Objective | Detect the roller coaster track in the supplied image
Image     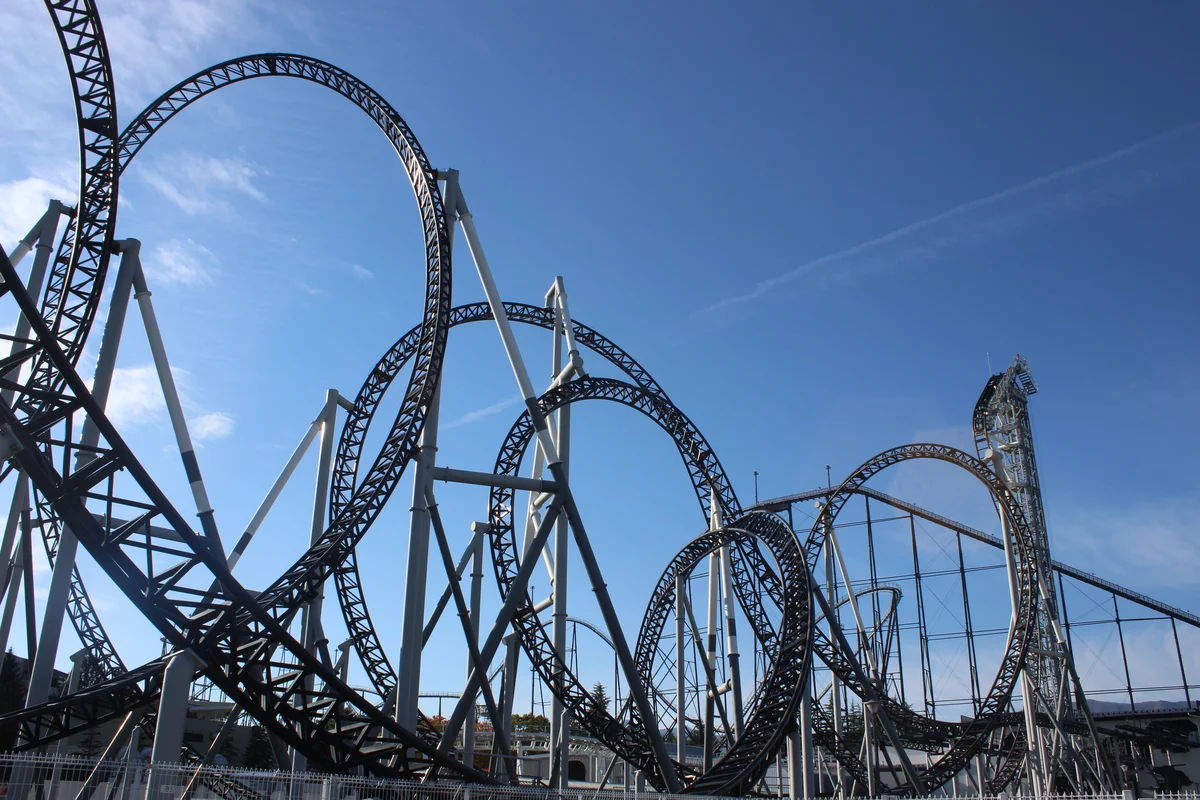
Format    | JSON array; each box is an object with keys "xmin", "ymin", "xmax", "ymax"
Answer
[
  {"xmin": 0, "ymin": 4, "xmax": 1080, "ymax": 794},
  {"xmin": 0, "ymin": 25, "xmax": 502, "ymax": 772},
  {"xmin": 485, "ymin": 377, "xmax": 813, "ymax": 793},
  {"xmin": 801, "ymin": 444, "xmax": 1040, "ymax": 793},
  {"xmin": 30, "ymin": 49, "xmax": 464, "ymax": 694},
  {"xmin": 327, "ymin": 302, "xmax": 780, "ymax": 710}
]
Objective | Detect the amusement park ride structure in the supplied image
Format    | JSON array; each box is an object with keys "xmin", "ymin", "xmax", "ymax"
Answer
[{"xmin": 0, "ymin": 2, "xmax": 1195, "ymax": 798}]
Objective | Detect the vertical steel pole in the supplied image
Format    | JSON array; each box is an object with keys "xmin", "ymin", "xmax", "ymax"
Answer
[
  {"xmin": 25, "ymin": 239, "xmax": 140, "ymax": 709},
  {"xmin": 463, "ymin": 524, "xmax": 485, "ymax": 769},
  {"xmin": 676, "ymin": 573, "xmax": 687, "ymax": 765},
  {"xmin": 703, "ymin": 557, "xmax": 718, "ymax": 770},
  {"xmin": 396, "ymin": 172, "xmax": 458, "ymax": 732},
  {"xmin": 549, "ymin": 289, "xmax": 570, "ymax": 790},
  {"xmin": 294, "ymin": 389, "xmax": 338, "ymax": 774},
  {"xmin": 48, "ymin": 649, "xmax": 88, "ymax": 799},
  {"xmin": 500, "ymin": 632, "xmax": 520, "ymax": 781},
  {"xmin": 800, "ymin": 692, "xmax": 814, "ymax": 799},
  {"xmin": 719, "ymin": 544, "xmax": 744, "ymax": 737},
  {"xmin": 151, "ymin": 650, "xmax": 199, "ymax": 763},
  {"xmin": 824, "ymin": 511, "xmax": 844, "ymax": 800}
]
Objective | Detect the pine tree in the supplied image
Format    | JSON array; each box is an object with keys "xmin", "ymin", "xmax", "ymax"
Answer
[
  {"xmin": 243, "ymin": 726, "xmax": 275, "ymax": 770},
  {"xmin": 590, "ymin": 683, "xmax": 610, "ymax": 716}
]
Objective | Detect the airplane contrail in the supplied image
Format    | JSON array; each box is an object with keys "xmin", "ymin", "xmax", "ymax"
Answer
[{"xmin": 696, "ymin": 121, "xmax": 1200, "ymax": 317}]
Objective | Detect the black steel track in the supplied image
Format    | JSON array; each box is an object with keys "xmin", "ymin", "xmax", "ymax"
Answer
[
  {"xmin": 634, "ymin": 515, "xmax": 812, "ymax": 796},
  {"xmin": 28, "ymin": 50, "xmax": 456, "ymax": 696},
  {"xmin": 803, "ymin": 444, "xmax": 1040, "ymax": 793},
  {"xmin": 326, "ymin": 302, "xmax": 777, "ymax": 709},
  {"xmin": 484, "ymin": 377, "xmax": 810, "ymax": 792},
  {"xmin": 0, "ymin": 38, "xmax": 480, "ymax": 773}
]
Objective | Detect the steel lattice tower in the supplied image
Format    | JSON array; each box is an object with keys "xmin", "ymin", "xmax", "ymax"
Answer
[{"xmin": 973, "ymin": 356, "xmax": 1116, "ymax": 796}]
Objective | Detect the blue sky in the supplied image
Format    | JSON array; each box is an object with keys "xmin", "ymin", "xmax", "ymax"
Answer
[{"xmin": 1, "ymin": 1, "xmax": 1197, "ymax": 715}]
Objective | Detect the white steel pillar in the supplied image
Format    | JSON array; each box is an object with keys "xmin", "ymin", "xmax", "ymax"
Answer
[
  {"xmin": 676, "ymin": 573, "xmax": 687, "ymax": 764},
  {"xmin": 549, "ymin": 281, "xmax": 571, "ymax": 790},
  {"xmin": 294, "ymin": 389, "xmax": 339, "ymax": 774},
  {"xmin": 463, "ymin": 524, "xmax": 486, "ymax": 768},
  {"xmin": 719, "ymin": 543, "xmax": 744, "ymax": 737},
  {"xmin": 151, "ymin": 650, "xmax": 200, "ymax": 763},
  {"xmin": 395, "ymin": 173, "xmax": 457, "ymax": 730},
  {"xmin": 25, "ymin": 239, "xmax": 140, "ymax": 709}
]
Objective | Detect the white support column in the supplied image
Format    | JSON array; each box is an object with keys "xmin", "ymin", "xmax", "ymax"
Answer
[
  {"xmin": 703, "ymin": 556, "xmax": 718, "ymax": 769},
  {"xmin": 549, "ymin": 284, "xmax": 570, "ymax": 790},
  {"xmin": 463, "ymin": 524, "xmax": 485, "ymax": 769},
  {"xmin": 396, "ymin": 378, "xmax": 440, "ymax": 731},
  {"xmin": 130, "ymin": 260, "xmax": 224, "ymax": 559},
  {"xmin": 152, "ymin": 650, "xmax": 200, "ymax": 763},
  {"xmin": 719, "ymin": 543, "xmax": 744, "ymax": 737},
  {"xmin": 25, "ymin": 239, "xmax": 140, "ymax": 710},
  {"xmin": 676, "ymin": 573, "xmax": 687, "ymax": 764},
  {"xmin": 395, "ymin": 172, "xmax": 458, "ymax": 731},
  {"xmin": 294, "ymin": 389, "xmax": 338, "ymax": 774},
  {"xmin": 824, "ymin": 512, "xmax": 845, "ymax": 800}
]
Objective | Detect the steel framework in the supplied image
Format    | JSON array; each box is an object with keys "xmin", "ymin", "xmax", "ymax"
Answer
[{"xmin": 0, "ymin": 3, "xmax": 1195, "ymax": 799}]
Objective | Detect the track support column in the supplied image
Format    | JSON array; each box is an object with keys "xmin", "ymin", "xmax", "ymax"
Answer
[
  {"xmin": 152, "ymin": 649, "xmax": 200, "ymax": 763},
  {"xmin": 395, "ymin": 172, "xmax": 458, "ymax": 732},
  {"xmin": 24, "ymin": 238, "xmax": 140, "ymax": 710}
]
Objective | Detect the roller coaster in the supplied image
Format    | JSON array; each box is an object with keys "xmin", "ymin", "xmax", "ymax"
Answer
[{"xmin": 0, "ymin": 2, "xmax": 1195, "ymax": 798}]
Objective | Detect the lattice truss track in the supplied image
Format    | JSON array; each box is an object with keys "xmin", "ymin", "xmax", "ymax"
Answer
[{"xmin": 0, "ymin": 2, "xmax": 1194, "ymax": 798}]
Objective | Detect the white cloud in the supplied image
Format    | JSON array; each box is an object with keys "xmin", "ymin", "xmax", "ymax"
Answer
[
  {"xmin": 298, "ymin": 281, "xmax": 325, "ymax": 296},
  {"xmin": 145, "ymin": 239, "xmax": 218, "ymax": 287},
  {"xmin": 104, "ymin": 364, "xmax": 235, "ymax": 441},
  {"xmin": 105, "ymin": 365, "xmax": 166, "ymax": 428},
  {"xmin": 1050, "ymin": 494, "xmax": 1200, "ymax": 591},
  {"xmin": 442, "ymin": 397, "xmax": 523, "ymax": 430},
  {"xmin": 0, "ymin": 175, "xmax": 74, "ymax": 251},
  {"xmin": 348, "ymin": 264, "xmax": 374, "ymax": 279},
  {"xmin": 192, "ymin": 411, "xmax": 235, "ymax": 441},
  {"xmin": 140, "ymin": 154, "xmax": 267, "ymax": 216}
]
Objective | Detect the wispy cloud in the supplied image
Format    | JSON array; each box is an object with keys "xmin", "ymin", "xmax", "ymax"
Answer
[
  {"xmin": 140, "ymin": 153, "xmax": 267, "ymax": 216},
  {"xmin": 442, "ymin": 396, "xmax": 523, "ymax": 431},
  {"xmin": 106, "ymin": 364, "xmax": 235, "ymax": 442},
  {"xmin": 192, "ymin": 411, "xmax": 236, "ymax": 441},
  {"xmin": 0, "ymin": 174, "xmax": 74, "ymax": 250},
  {"xmin": 347, "ymin": 264, "xmax": 374, "ymax": 280},
  {"xmin": 696, "ymin": 122, "xmax": 1200, "ymax": 317},
  {"xmin": 1050, "ymin": 494, "xmax": 1200, "ymax": 591},
  {"xmin": 145, "ymin": 238, "xmax": 219, "ymax": 287}
]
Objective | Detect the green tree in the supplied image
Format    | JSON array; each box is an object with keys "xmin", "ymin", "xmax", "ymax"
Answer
[
  {"xmin": 510, "ymin": 713, "xmax": 550, "ymax": 732},
  {"xmin": 590, "ymin": 683, "xmax": 610, "ymax": 716},
  {"xmin": 243, "ymin": 726, "xmax": 275, "ymax": 770}
]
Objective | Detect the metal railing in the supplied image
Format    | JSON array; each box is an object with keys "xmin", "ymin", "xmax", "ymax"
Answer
[
  {"xmin": 0, "ymin": 753, "xmax": 1181, "ymax": 800},
  {"xmin": 0, "ymin": 752, "xmax": 709, "ymax": 800}
]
